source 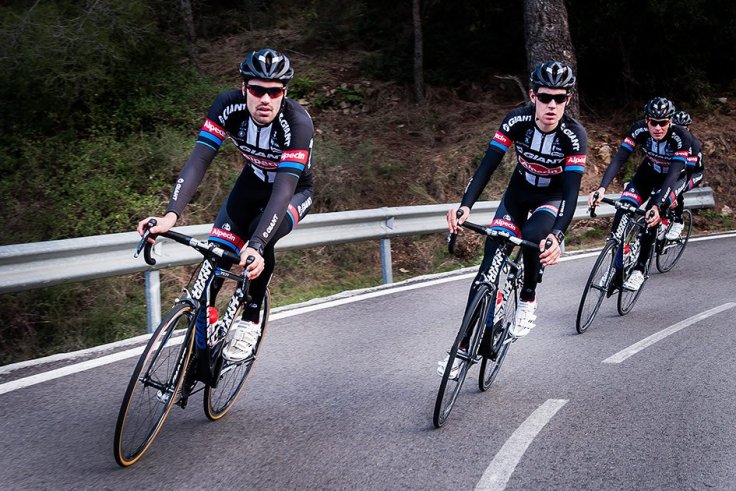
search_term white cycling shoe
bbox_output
[665,222,684,240]
[222,319,262,362]
[623,270,645,291]
[437,351,466,380]
[511,300,537,338]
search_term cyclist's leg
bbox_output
[242,186,314,322]
[519,199,560,302]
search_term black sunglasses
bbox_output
[535,92,569,104]
[246,84,286,98]
[647,118,670,128]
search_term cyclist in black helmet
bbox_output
[588,96,694,291]
[662,110,704,239]
[137,48,314,362]
[438,60,588,377]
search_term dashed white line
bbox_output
[475,399,568,491]
[602,302,736,364]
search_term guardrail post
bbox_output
[380,239,393,284]
[145,270,161,333]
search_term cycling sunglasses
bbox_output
[535,92,569,104]
[246,84,286,98]
[647,118,671,128]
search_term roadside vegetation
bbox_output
[1,0,735,364]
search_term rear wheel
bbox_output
[576,240,617,333]
[204,290,271,420]
[114,303,194,467]
[656,209,692,273]
[433,284,490,428]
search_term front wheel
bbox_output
[576,240,617,333]
[114,303,195,467]
[204,289,271,420]
[433,284,490,428]
[479,284,515,391]
[656,209,692,273]
[618,223,648,316]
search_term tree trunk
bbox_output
[523,0,579,117]
[412,0,425,103]
[180,0,197,66]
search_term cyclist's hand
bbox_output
[137,212,177,243]
[539,234,562,267]
[447,206,470,233]
[588,187,605,208]
[646,206,661,228]
[240,247,264,280]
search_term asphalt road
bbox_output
[2,235,735,490]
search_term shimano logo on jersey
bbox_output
[297,196,313,216]
[562,126,581,151]
[172,178,184,201]
[671,132,683,147]
[502,114,532,133]
[192,260,213,299]
[221,103,248,123]
[263,213,279,239]
[279,114,292,146]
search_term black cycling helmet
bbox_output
[239,48,293,84]
[673,110,692,126]
[644,97,676,119]
[529,60,576,91]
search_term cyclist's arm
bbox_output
[651,157,686,209]
[460,144,504,209]
[165,144,218,217]
[599,142,633,190]
[248,112,314,254]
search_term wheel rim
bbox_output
[576,241,616,333]
[114,306,193,466]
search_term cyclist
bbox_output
[663,110,704,239]
[588,97,693,291]
[439,60,588,376]
[137,48,314,362]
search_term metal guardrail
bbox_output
[0,188,715,295]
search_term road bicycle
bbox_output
[433,219,545,428]
[575,193,691,334]
[113,220,270,467]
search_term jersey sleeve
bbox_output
[553,121,588,233]
[165,95,228,216]
[599,122,642,189]
[460,108,529,209]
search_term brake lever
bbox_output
[537,238,554,283]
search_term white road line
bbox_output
[602,302,736,364]
[0,232,731,394]
[475,399,568,491]
[0,346,145,396]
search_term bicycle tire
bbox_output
[114,303,195,467]
[618,222,648,316]
[479,282,514,391]
[204,290,271,420]
[656,209,692,273]
[576,240,617,333]
[433,284,490,428]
